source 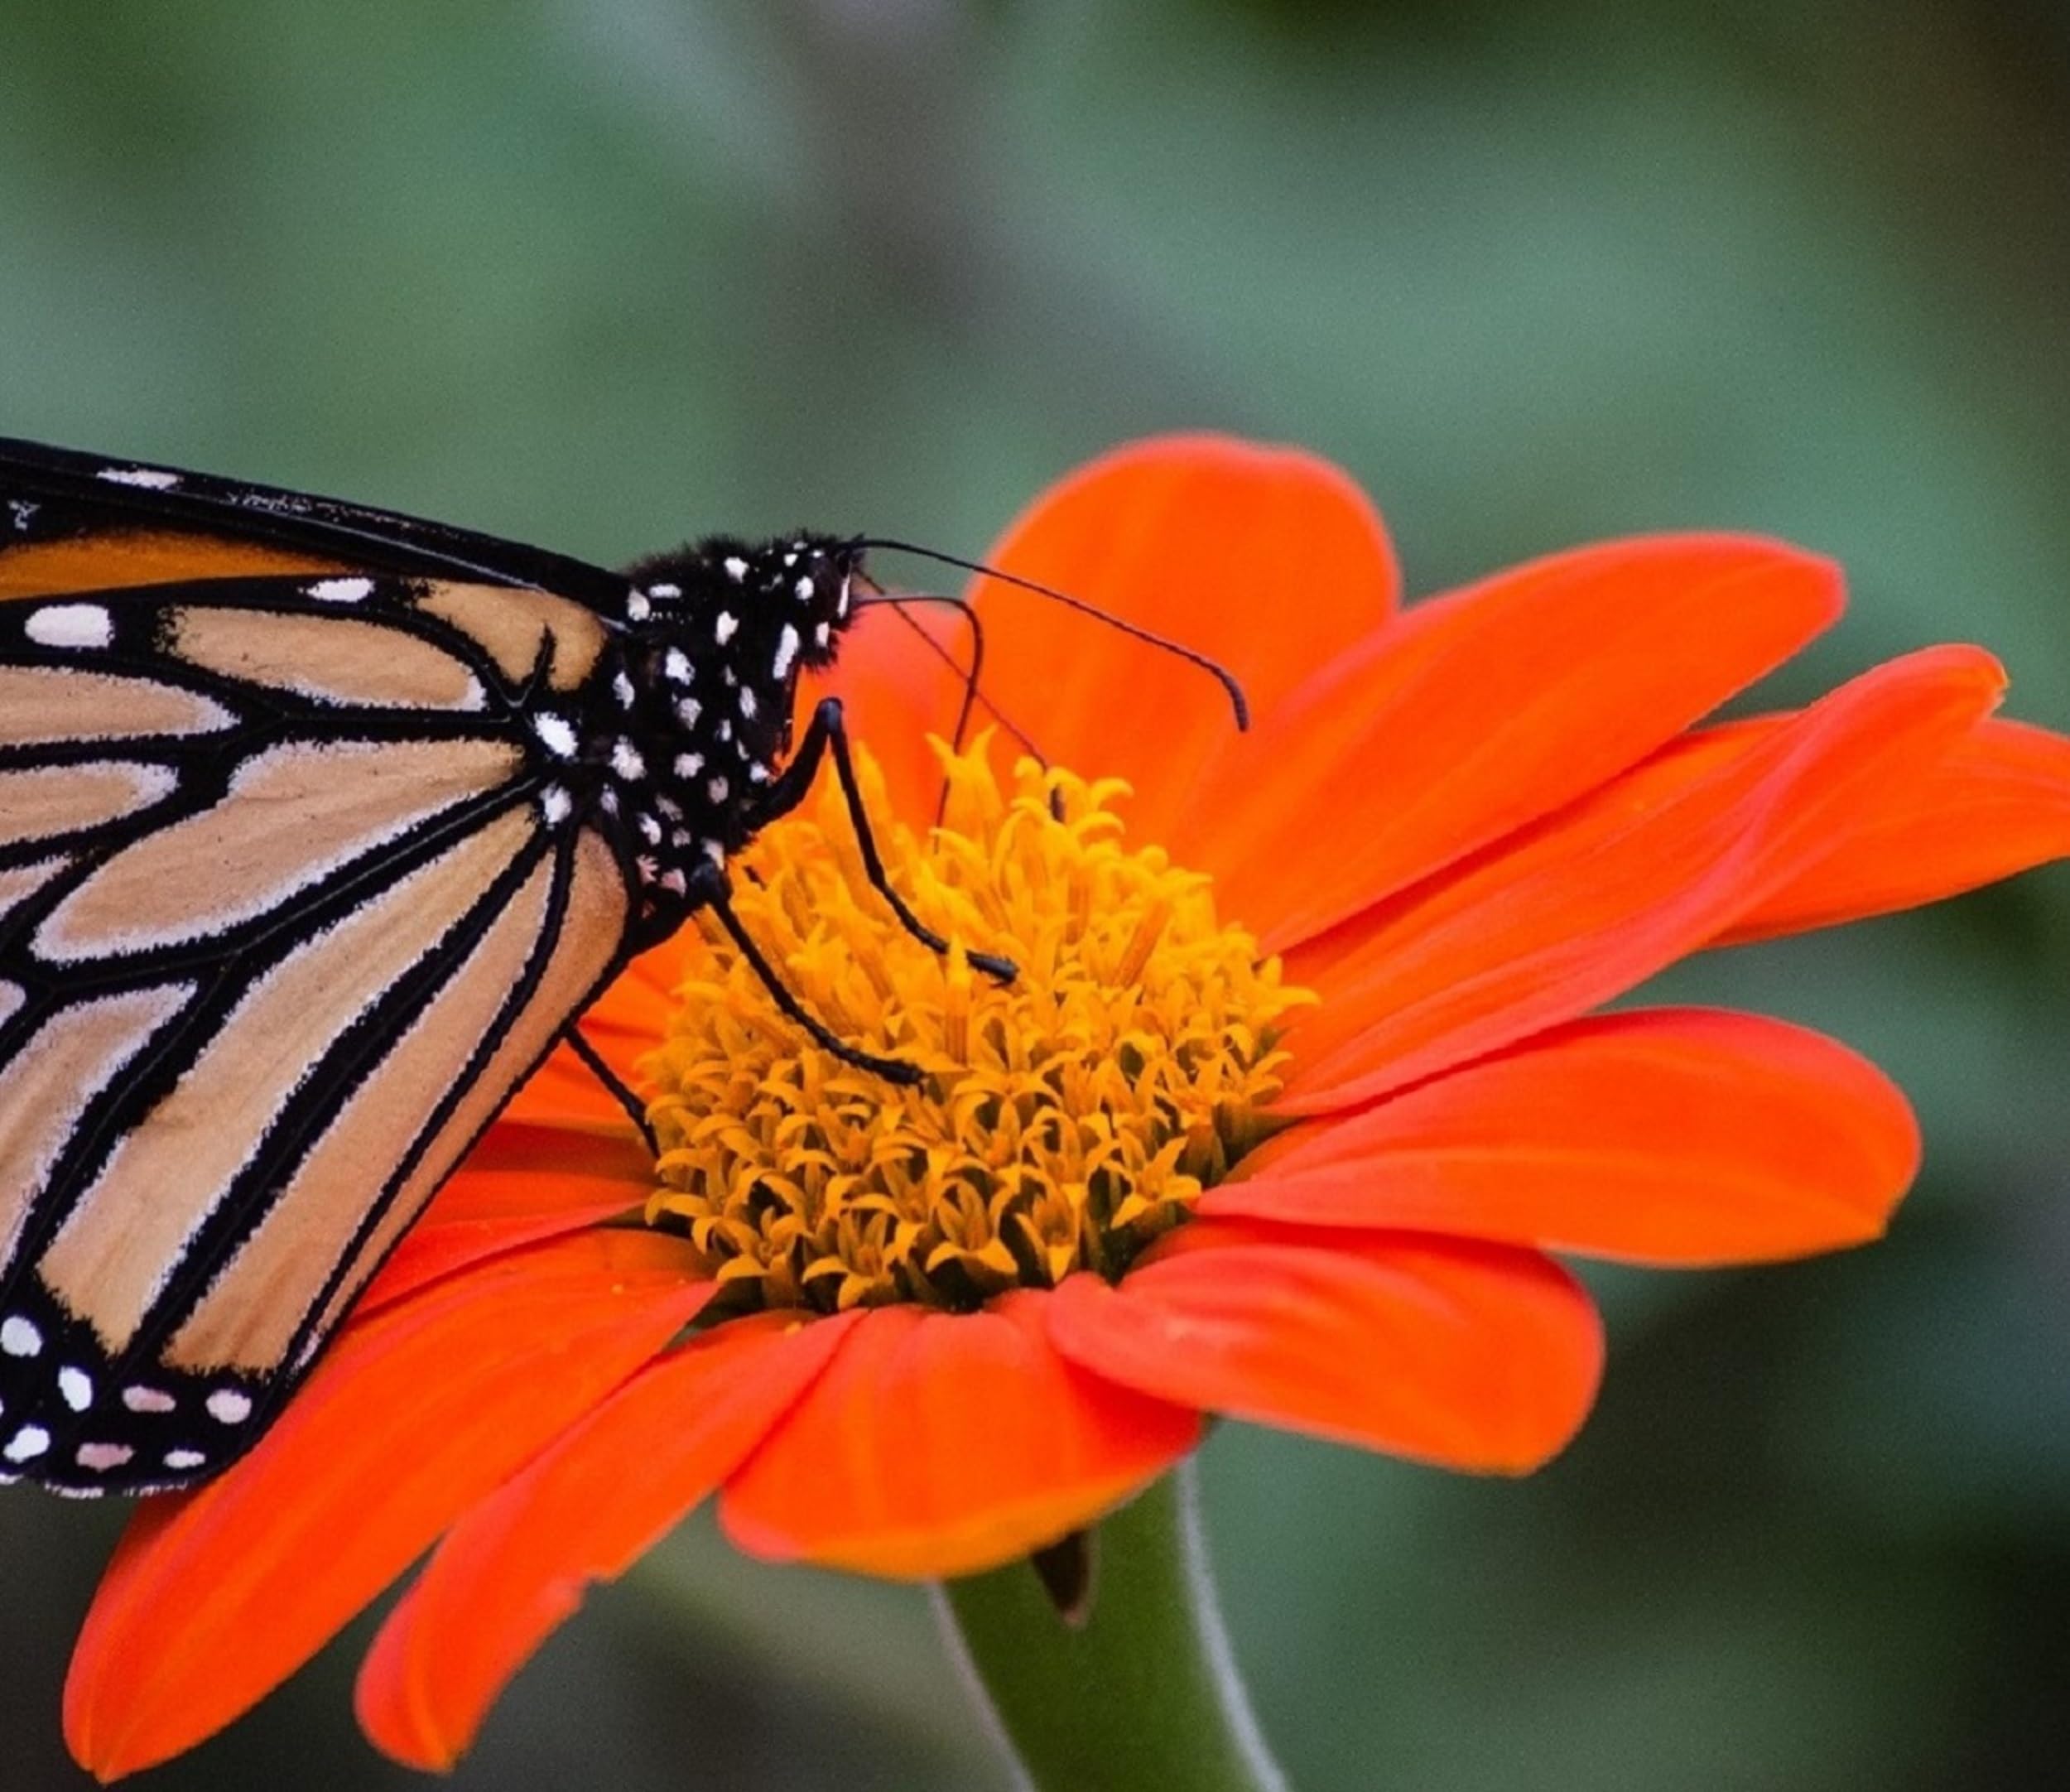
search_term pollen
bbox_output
[638,738,1312,1314]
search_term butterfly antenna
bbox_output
[859,537,1250,731]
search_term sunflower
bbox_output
[63,436,2070,1778]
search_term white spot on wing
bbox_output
[738,687,758,720]
[673,752,703,778]
[648,582,681,600]
[531,713,578,759]
[96,466,180,490]
[306,577,373,604]
[674,696,701,730]
[715,612,739,644]
[123,1385,176,1414]
[540,785,573,826]
[723,556,748,583]
[773,624,801,681]
[164,1448,207,1471]
[664,648,692,684]
[205,1389,253,1425]
[76,1442,133,1472]
[707,775,729,803]
[56,1366,92,1412]
[4,1425,51,1462]
[793,575,814,603]
[0,1318,41,1356]
[26,605,113,649]
[611,740,646,781]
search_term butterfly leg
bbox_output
[754,698,1018,983]
[684,860,924,1086]
[562,1026,658,1154]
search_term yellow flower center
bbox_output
[638,738,1312,1315]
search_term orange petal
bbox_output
[359,1122,651,1316]
[497,1041,633,1135]
[1717,715,2070,944]
[1211,1008,1918,1265]
[1184,537,1841,950]
[820,601,972,830]
[719,1291,1201,1578]
[526,937,696,1118]
[357,1310,855,1770]
[965,435,1399,845]
[1047,1221,1603,1472]
[1282,645,2005,1113]
[64,1231,711,1781]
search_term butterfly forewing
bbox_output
[0,445,643,1494]
[0,436,861,1496]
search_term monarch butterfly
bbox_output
[0,434,1009,1499]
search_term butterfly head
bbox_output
[625,531,862,686]
[614,533,868,870]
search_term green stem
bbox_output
[935,1462,1289,1792]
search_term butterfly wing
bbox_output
[0,444,639,1494]
[0,435,631,605]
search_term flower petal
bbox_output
[356,1311,855,1770]
[1717,716,2070,944]
[1210,1009,1918,1265]
[719,1290,1201,1578]
[1282,645,2005,1113]
[819,602,973,830]
[496,1040,635,1135]
[64,1232,711,1781]
[1047,1221,1602,1472]
[358,1122,650,1316]
[966,435,1399,845]
[1184,537,1842,950]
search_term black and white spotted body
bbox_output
[597,534,859,946]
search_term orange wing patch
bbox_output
[44,808,543,1357]
[0,985,193,1264]
[0,532,349,602]
[33,738,525,962]
[307,826,627,1343]
[413,581,610,692]
[165,606,488,712]
[166,836,561,1371]
[0,667,233,744]
[0,762,175,850]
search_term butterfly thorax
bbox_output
[583,532,862,943]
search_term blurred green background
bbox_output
[4,2,2069,1787]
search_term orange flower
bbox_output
[63,437,2070,1779]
